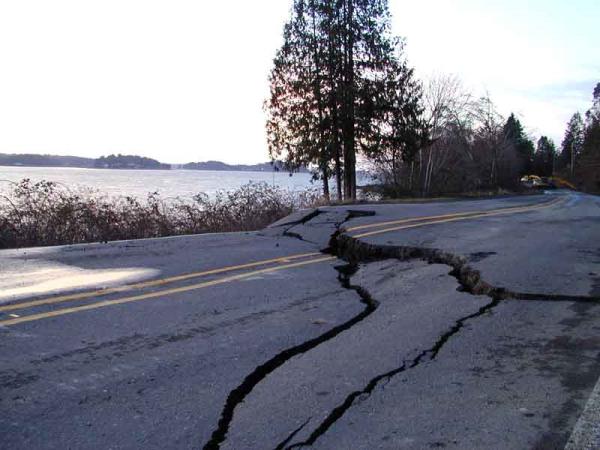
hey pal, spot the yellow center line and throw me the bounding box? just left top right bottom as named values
left=0, top=196, right=564, bottom=324
left=352, top=197, right=563, bottom=238
left=346, top=197, right=560, bottom=232
left=0, top=252, right=321, bottom=313
left=0, top=256, right=337, bottom=327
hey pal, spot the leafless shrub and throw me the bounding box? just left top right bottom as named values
left=0, top=179, right=325, bottom=249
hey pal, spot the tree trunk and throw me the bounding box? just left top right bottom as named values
left=342, top=0, right=356, bottom=201
left=327, top=2, right=342, bottom=202
left=334, top=138, right=342, bottom=201
left=424, top=147, right=434, bottom=196
left=310, top=4, right=329, bottom=199
left=322, top=170, right=330, bottom=201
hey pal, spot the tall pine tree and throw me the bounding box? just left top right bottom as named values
left=559, top=112, right=585, bottom=177
left=266, top=0, right=416, bottom=200
left=503, top=113, right=534, bottom=176
left=583, top=82, right=600, bottom=154
left=580, top=82, right=600, bottom=191
left=265, top=0, right=334, bottom=198
left=533, top=136, right=556, bottom=177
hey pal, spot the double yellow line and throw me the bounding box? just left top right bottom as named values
left=0, top=197, right=562, bottom=327
left=348, top=197, right=563, bottom=238
left=0, top=255, right=335, bottom=327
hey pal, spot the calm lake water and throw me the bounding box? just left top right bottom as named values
left=0, top=166, right=318, bottom=199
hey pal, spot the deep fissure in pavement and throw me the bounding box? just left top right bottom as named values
left=283, top=234, right=600, bottom=448
left=284, top=235, right=504, bottom=448
left=201, top=266, right=378, bottom=450
left=201, top=210, right=377, bottom=450
left=202, top=210, right=600, bottom=450
left=203, top=210, right=507, bottom=449
left=285, top=296, right=501, bottom=449
left=333, top=235, right=600, bottom=303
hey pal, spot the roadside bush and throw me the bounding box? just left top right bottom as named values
left=0, top=179, right=325, bottom=249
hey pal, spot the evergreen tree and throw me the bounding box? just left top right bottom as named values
left=265, top=0, right=334, bottom=198
left=580, top=82, right=600, bottom=191
left=337, top=0, right=403, bottom=200
left=266, top=0, right=412, bottom=200
left=559, top=112, right=585, bottom=176
left=503, top=113, right=534, bottom=176
left=588, top=82, right=600, bottom=123
left=584, top=82, right=600, bottom=144
left=533, top=136, right=556, bottom=177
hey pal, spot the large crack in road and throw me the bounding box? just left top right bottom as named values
left=202, top=211, right=378, bottom=450
left=202, top=216, right=378, bottom=450
left=283, top=296, right=501, bottom=449
left=281, top=233, right=600, bottom=448
left=202, top=209, right=600, bottom=450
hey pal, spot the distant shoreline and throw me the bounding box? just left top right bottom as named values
left=0, top=164, right=302, bottom=174
left=0, top=153, right=307, bottom=173
left=0, top=164, right=301, bottom=174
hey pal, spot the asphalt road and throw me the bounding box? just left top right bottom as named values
left=1, top=191, right=599, bottom=449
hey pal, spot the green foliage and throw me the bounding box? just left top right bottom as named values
left=579, top=82, right=600, bottom=191
left=559, top=112, right=585, bottom=172
left=503, top=113, right=535, bottom=175
left=557, top=82, right=600, bottom=192
left=265, top=0, right=422, bottom=201
left=533, top=136, right=556, bottom=176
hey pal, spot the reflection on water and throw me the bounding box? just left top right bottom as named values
left=0, top=166, right=316, bottom=199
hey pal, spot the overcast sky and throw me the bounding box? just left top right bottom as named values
left=0, top=0, right=598, bottom=164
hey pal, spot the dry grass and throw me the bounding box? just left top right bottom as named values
left=0, top=179, right=325, bottom=249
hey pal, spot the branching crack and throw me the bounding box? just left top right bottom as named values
left=202, top=211, right=597, bottom=450
left=284, top=233, right=599, bottom=448
left=201, top=210, right=377, bottom=450
left=286, top=296, right=499, bottom=449
left=274, top=417, right=312, bottom=450
left=283, top=235, right=503, bottom=448
left=334, top=234, right=600, bottom=304
left=273, top=209, right=324, bottom=229
left=201, top=264, right=378, bottom=450
left=282, top=229, right=318, bottom=245
left=283, top=209, right=376, bottom=249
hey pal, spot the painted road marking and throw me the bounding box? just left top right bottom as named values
left=352, top=197, right=563, bottom=239
left=0, top=256, right=337, bottom=326
left=345, top=198, right=559, bottom=233
left=0, top=252, right=321, bottom=313
left=0, top=196, right=565, bottom=327
left=0, top=198, right=557, bottom=314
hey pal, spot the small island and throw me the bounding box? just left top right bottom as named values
left=94, top=154, right=170, bottom=170
left=180, top=160, right=306, bottom=173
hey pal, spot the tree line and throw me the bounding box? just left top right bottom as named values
left=558, top=83, right=600, bottom=192
left=265, top=0, right=600, bottom=198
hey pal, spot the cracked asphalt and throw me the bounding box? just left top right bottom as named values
left=1, top=191, right=599, bottom=449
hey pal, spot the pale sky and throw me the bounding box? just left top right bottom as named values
left=0, top=0, right=598, bottom=164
